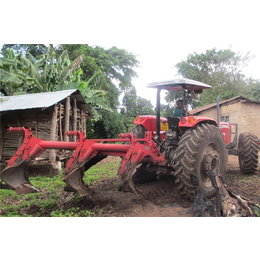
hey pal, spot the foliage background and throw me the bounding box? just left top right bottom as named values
left=0, top=44, right=155, bottom=137
left=1, top=44, right=260, bottom=136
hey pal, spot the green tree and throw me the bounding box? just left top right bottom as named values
left=0, top=49, right=37, bottom=95
left=20, top=46, right=85, bottom=93
left=244, top=77, right=260, bottom=101
left=1, top=46, right=114, bottom=121
left=59, top=44, right=139, bottom=89
left=62, top=69, right=113, bottom=120
left=1, top=44, right=47, bottom=57
left=90, top=110, right=126, bottom=139
left=1, top=44, right=140, bottom=138
left=166, top=48, right=255, bottom=108
left=59, top=44, right=140, bottom=137
left=120, top=86, right=155, bottom=131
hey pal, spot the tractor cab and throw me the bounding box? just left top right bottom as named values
left=143, top=79, right=215, bottom=140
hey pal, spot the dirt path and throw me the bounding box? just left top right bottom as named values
left=90, top=175, right=193, bottom=217
left=86, top=154, right=260, bottom=217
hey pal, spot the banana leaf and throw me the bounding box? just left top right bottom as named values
left=0, top=69, right=23, bottom=84
left=0, top=57, right=16, bottom=67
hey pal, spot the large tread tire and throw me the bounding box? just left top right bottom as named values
left=172, top=123, right=227, bottom=199
left=238, top=132, right=259, bottom=174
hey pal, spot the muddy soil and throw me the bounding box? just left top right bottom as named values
left=81, top=154, right=260, bottom=217
left=3, top=154, right=260, bottom=217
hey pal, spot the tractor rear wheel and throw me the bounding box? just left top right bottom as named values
left=172, top=123, right=227, bottom=199
left=238, top=132, right=258, bottom=174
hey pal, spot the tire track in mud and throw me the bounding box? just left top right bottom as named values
left=89, top=175, right=193, bottom=216
left=136, top=176, right=193, bottom=208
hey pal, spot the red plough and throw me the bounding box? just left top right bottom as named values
left=0, top=127, right=166, bottom=195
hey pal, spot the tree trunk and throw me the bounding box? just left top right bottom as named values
left=80, top=110, right=86, bottom=134
left=214, top=173, right=254, bottom=217
left=0, top=116, right=3, bottom=161
left=64, top=97, right=70, bottom=142
left=73, top=99, right=77, bottom=142
left=189, top=171, right=259, bottom=217
left=59, top=104, right=63, bottom=141
left=83, top=112, right=86, bottom=134
left=49, top=104, right=58, bottom=163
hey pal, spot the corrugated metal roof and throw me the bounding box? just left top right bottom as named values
left=189, top=96, right=260, bottom=115
left=0, top=89, right=89, bottom=112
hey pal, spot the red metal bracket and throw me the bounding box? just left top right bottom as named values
left=7, top=127, right=46, bottom=166
left=119, top=131, right=166, bottom=176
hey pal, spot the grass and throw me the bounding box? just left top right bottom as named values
left=0, top=158, right=120, bottom=217
left=83, top=159, right=120, bottom=185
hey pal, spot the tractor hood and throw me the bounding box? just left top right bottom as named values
left=147, top=78, right=212, bottom=93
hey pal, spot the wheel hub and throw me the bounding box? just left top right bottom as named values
left=201, top=149, right=220, bottom=187
left=202, top=152, right=220, bottom=172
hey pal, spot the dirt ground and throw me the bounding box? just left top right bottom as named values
left=2, top=154, right=260, bottom=217
left=81, top=154, right=260, bottom=217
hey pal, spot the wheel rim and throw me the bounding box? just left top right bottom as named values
left=201, top=144, right=220, bottom=188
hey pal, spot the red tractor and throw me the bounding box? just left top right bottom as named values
left=0, top=79, right=258, bottom=199
left=219, top=122, right=258, bottom=174
left=132, top=80, right=258, bottom=194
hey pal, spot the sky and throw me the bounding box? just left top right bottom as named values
left=84, top=0, right=260, bottom=105
left=3, top=0, right=260, bottom=107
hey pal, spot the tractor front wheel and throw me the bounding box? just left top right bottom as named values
left=238, top=132, right=258, bottom=174
left=172, top=123, right=227, bottom=199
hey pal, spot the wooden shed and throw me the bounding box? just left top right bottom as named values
left=189, top=96, right=260, bottom=139
left=0, top=89, right=93, bottom=175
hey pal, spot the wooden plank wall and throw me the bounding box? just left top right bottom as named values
left=0, top=99, right=90, bottom=166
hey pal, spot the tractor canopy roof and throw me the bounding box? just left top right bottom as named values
left=147, top=78, right=212, bottom=93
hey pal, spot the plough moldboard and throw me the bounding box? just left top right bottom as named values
left=0, top=127, right=166, bottom=195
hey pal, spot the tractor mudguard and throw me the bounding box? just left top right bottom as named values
left=178, top=116, right=217, bottom=133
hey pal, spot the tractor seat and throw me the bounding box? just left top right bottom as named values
left=167, top=116, right=180, bottom=133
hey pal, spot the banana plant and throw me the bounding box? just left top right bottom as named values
left=0, top=49, right=37, bottom=95
left=21, top=46, right=86, bottom=93
left=59, top=69, right=113, bottom=120
left=1, top=47, right=113, bottom=120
